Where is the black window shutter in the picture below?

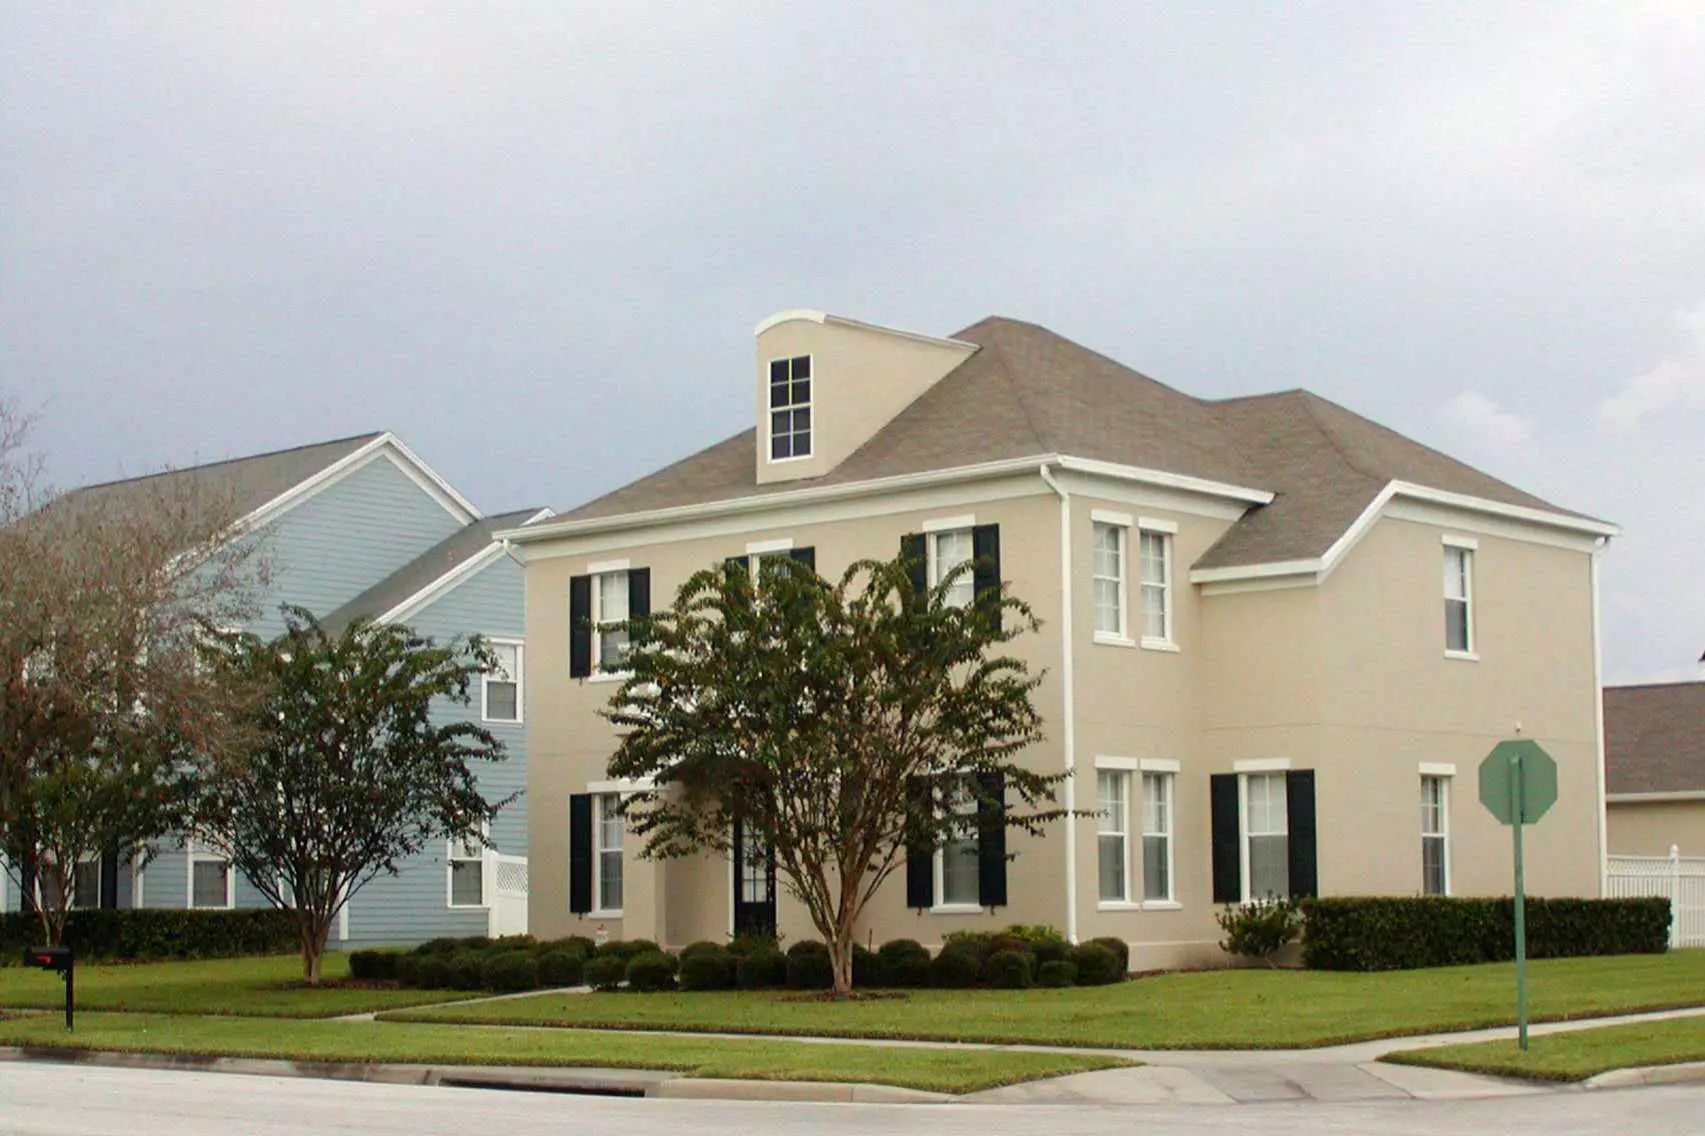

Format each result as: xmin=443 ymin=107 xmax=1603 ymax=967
xmin=628 ymin=568 xmax=651 ymax=619
xmin=568 ymin=794 xmax=594 ymax=915
xmin=972 ymin=523 xmax=1002 ymax=630
xmin=900 ymin=533 xmax=927 ymax=598
xmin=1286 ymin=770 xmax=1319 ymax=899
xmin=976 ymin=770 xmax=1007 ymax=908
xmin=905 ymin=776 xmax=934 ymax=909
xmin=99 ymin=850 xmax=119 ymax=910
xmin=724 ymin=555 xmax=748 ymax=579
xmin=568 ymin=576 xmax=592 ymax=679
xmin=1210 ymin=774 xmax=1241 ymax=904
xmin=789 ymin=546 xmax=815 ymax=571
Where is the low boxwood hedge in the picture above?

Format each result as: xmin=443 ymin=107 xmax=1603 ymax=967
xmin=537 ymin=949 xmax=584 ymax=987
xmin=1036 ymin=959 xmax=1077 ymax=987
xmin=583 ymin=954 xmax=627 ymax=989
xmin=876 ymin=939 xmax=931 ymax=988
xmin=785 ymin=941 xmax=833 ymax=990
xmin=347 ymin=950 xmax=399 ymax=981
xmin=1300 ymin=896 xmax=1672 ymax=971
xmin=0 ymin=908 xmax=298 ymax=963
xmin=482 ymin=950 xmax=539 ymax=992
xmin=986 ymin=948 xmax=1034 ymax=989
xmin=1067 ymin=943 xmax=1123 ymax=986
xmin=678 ymin=946 xmax=735 ymax=991
xmin=735 ymin=949 xmax=787 ymax=990
xmin=626 ymin=950 xmax=677 ymax=992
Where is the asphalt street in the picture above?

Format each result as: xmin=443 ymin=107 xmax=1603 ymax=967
xmin=3 ymin=1064 xmax=1704 ymax=1136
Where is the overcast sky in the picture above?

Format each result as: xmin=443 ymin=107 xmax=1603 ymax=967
xmin=3 ymin=3 xmax=1700 ymax=684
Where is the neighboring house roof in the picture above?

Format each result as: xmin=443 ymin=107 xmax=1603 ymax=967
xmin=1604 ymin=682 xmax=1705 ymax=795
xmin=551 ymin=317 xmax=1596 ymax=568
xmin=321 ymin=507 xmax=552 ymax=634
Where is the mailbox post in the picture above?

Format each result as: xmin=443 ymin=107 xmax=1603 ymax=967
xmin=22 ymin=946 xmax=73 ymax=1031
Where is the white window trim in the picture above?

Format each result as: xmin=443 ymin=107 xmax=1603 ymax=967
xmin=480 ymin=638 xmax=524 ymax=724
xmin=591 ymin=792 xmax=624 ymax=917
xmin=1095 ymin=755 xmax=1181 ymax=773
xmin=446 ymin=822 xmax=490 ymax=910
xmin=1096 ymin=768 xmax=1132 ymax=907
xmin=186 ymin=838 xmax=235 ymax=910
xmin=1442 ymin=534 xmax=1479 ymax=550
xmin=766 ymin=354 xmax=814 ymax=464
xmin=1137 ymin=525 xmax=1177 ymax=650
xmin=1422 ymin=774 xmax=1453 ymax=897
xmin=1419 ymin=762 xmax=1457 ymax=777
xmin=1233 ymin=757 xmax=1291 ymax=773
xmin=1238 ymin=772 xmax=1289 ymax=904
xmin=927 ymin=526 xmax=976 ymax=609
xmin=922 ymin=513 xmax=976 ymax=533
xmin=1141 ymin=770 xmax=1177 ymax=906
xmin=1444 ymin=544 xmax=1478 ymax=661
xmin=1092 ymin=518 xmax=1131 ymax=646
xmin=586 ymin=558 xmax=631 ymax=575
xmin=745 ymin=537 xmax=794 ymax=555
xmin=590 ymin=570 xmax=632 ymax=680
xmin=931 ymin=787 xmax=982 ymax=913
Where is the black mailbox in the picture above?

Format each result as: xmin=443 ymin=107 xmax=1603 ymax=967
xmin=22 ymin=945 xmax=74 ymax=1030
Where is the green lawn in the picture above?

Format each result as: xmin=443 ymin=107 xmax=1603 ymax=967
xmin=0 ymin=955 xmax=471 ymax=1018
xmin=387 ymin=952 xmax=1705 ymax=1050
xmin=1384 ymin=1014 xmax=1705 ymax=1082
xmin=0 ymin=1012 xmax=1119 ymax=1093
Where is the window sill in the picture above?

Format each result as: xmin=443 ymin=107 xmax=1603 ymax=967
xmin=448 ymin=903 xmax=489 ymax=911
xmin=1444 ymin=649 xmax=1480 ymax=663
xmin=1097 ymin=900 xmax=1182 ymax=912
xmin=481 ymin=717 xmax=523 ymax=726
xmin=1093 ymin=632 xmax=1136 ymax=648
xmin=587 ymin=909 xmax=624 ymax=919
xmin=929 ymin=904 xmax=985 ymax=915
xmin=1140 ymin=638 xmax=1180 ymax=653
xmin=586 ymin=672 xmax=630 ymax=685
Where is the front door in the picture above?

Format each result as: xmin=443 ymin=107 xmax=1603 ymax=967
xmin=732 ymin=820 xmax=777 ymax=938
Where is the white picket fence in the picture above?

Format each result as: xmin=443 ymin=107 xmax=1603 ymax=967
xmin=488 ymin=853 xmax=529 ymax=938
xmin=1607 ymin=848 xmax=1705 ymax=949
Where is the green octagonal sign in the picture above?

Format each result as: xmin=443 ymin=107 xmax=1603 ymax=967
xmin=1478 ymin=739 xmax=1558 ymax=826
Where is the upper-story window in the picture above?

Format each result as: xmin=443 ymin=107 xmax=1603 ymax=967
xmin=768 ymin=355 xmax=813 ymax=461
xmin=1138 ymin=528 xmax=1173 ymax=645
xmin=1092 ymin=521 xmax=1126 ymax=639
xmin=481 ymin=641 xmax=523 ymax=723
xmin=594 ymin=571 xmax=630 ymax=673
xmin=1444 ymin=543 xmax=1475 ymax=656
xmin=929 ymin=528 xmax=975 ymax=609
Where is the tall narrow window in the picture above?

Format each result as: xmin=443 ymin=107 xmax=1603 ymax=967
xmin=1097 ymin=770 xmax=1130 ymax=902
xmin=768 ymin=355 xmax=813 ymax=460
xmin=1444 ymin=546 xmax=1473 ymax=654
xmin=1421 ymin=775 xmax=1450 ymax=895
xmin=448 ymin=832 xmax=485 ymax=907
xmin=1139 ymin=530 xmax=1172 ymax=644
xmin=482 ymin=641 xmax=522 ymax=723
xmin=1242 ymin=773 xmax=1289 ymax=900
xmin=1092 ymin=522 xmax=1125 ymax=637
xmin=187 ymin=840 xmax=233 ymax=910
xmin=1142 ymin=772 xmax=1174 ymax=902
xmin=593 ymin=571 xmax=630 ymax=673
xmin=595 ymin=793 xmax=624 ymax=913
xmin=936 ymin=784 xmax=981 ymax=906
xmin=930 ymin=528 xmax=975 ymax=609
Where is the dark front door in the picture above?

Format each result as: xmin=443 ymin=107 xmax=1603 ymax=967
xmin=732 ymin=820 xmax=777 ymax=937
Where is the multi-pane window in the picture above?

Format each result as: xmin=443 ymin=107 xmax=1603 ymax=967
xmin=593 ymin=571 xmax=630 ymax=673
xmin=1092 ymin=522 xmax=1125 ymax=637
xmin=187 ymin=840 xmax=232 ymax=909
xmin=595 ymin=793 xmax=624 ymax=913
xmin=482 ymin=641 xmax=522 ymax=722
xmin=931 ymin=529 xmax=975 ymax=609
xmin=1243 ymin=773 xmax=1290 ymax=900
xmin=768 ymin=355 xmax=813 ymax=460
xmin=1139 ymin=530 xmax=1171 ymax=643
xmin=1444 ymin=547 xmax=1474 ymax=654
xmin=448 ymin=832 xmax=485 ymax=907
xmin=72 ymin=859 xmax=102 ymax=910
xmin=1097 ymin=770 xmax=1129 ymax=902
xmin=1142 ymin=772 xmax=1173 ymax=902
xmin=1421 ymin=775 xmax=1450 ymax=895
xmin=937 ymin=784 xmax=980 ymax=906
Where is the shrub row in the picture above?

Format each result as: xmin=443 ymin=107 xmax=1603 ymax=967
xmin=0 ymin=909 xmax=298 ymax=963
xmin=1300 ymin=896 xmax=1672 ymax=971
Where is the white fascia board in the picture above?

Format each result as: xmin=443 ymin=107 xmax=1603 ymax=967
xmin=376 ymin=435 xmax=482 ymax=524
xmin=1606 ymin=791 xmax=1705 ymax=804
xmin=754 ymin=309 xmax=827 ymax=335
xmin=1055 ymin=455 xmax=1273 ymax=505
xmin=753 ymin=310 xmax=979 ymax=352
xmin=1190 ymin=558 xmax=1323 ymax=585
xmin=1388 ymin=482 xmax=1620 ymax=540
xmin=238 ymin=433 xmax=480 ymax=536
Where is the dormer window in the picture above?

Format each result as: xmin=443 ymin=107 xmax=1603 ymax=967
xmin=769 ymin=355 xmax=813 ymax=461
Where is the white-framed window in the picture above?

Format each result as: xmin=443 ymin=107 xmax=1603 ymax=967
xmin=481 ymin=640 xmax=523 ymax=723
xmin=934 ymin=783 xmax=981 ymax=909
xmin=1092 ymin=521 xmax=1126 ymax=639
xmin=1444 ymin=545 xmax=1474 ymax=656
xmin=1097 ymin=770 xmax=1130 ymax=902
xmin=768 ymin=355 xmax=813 ymax=461
xmin=187 ymin=839 xmax=234 ymax=910
xmin=929 ymin=528 xmax=975 ymax=609
xmin=1421 ymin=775 xmax=1450 ymax=896
xmin=1138 ymin=529 xmax=1173 ymax=645
xmin=594 ymin=793 xmax=624 ymax=914
xmin=1240 ymin=773 xmax=1289 ymax=901
xmin=592 ymin=571 xmax=630 ymax=674
xmin=1142 ymin=771 xmax=1174 ymax=903
xmin=38 ymin=855 xmax=102 ymax=911
xmin=447 ymin=826 xmax=486 ymax=908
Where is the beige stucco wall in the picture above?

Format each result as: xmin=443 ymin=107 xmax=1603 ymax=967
xmin=1609 ymin=802 xmax=1705 ymax=857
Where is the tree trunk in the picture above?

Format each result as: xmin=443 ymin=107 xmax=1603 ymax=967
xmin=829 ymin=929 xmax=854 ymax=996
xmin=299 ymin=912 xmax=331 ymax=985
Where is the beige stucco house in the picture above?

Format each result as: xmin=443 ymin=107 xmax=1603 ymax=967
xmin=501 ymin=310 xmax=1617 ymax=970
xmin=1605 ymin=680 xmax=1705 ymax=857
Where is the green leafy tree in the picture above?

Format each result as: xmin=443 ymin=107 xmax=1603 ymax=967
xmin=605 ymin=554 xmax=1061 ymax=995
xmin=197 ymin=607 xmax=510 ymax=983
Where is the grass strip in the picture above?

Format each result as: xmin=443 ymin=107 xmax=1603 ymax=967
xmin=1383 ymin=1014 xmax=1705 ymax=1082
xmin=0 ymin=1012 xmax=1121 ymax=1093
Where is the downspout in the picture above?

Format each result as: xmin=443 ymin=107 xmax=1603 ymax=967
xmin=1038 ymin=463 xmax=1078 ymax=944
xmin=1591 ymin=537 xmax=1608 ymax=898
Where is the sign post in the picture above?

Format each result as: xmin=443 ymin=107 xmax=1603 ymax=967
xmin=1478 ymin=739 xmax=1558 ymax=1052
xmin=21 ymin=946 xmax=74 ymax=1031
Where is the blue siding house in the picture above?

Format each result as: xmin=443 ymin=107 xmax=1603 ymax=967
xmin=5 ymin=433 xmax=545 ymax=946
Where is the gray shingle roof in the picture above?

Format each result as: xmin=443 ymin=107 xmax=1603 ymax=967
xmin=321 ymin=507 xmax=548 ymax=634
xmin=553 ymin=317 xmax=1592 ymax=568
xmin=1605 ymin=682 xmax=1705 ymax=795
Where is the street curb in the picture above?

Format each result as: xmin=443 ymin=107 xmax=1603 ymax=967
xmin=1584 ymin=1061 xmax=1705 ymax=1090
xmin=653 ymin=1078 xmax=951 ymax=1104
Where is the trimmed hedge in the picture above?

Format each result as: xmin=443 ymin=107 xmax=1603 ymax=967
xmin=0 ymin=908 xmax=298 ymax=963
xmin=986 ymin=948 xmax=1034 ymax=989
xmin=537 ymin=950 xmax=584 ymax=988
xmin=1300 ymin=896 xmax=1672 ymax=971
xmin=626 ymin=951 xmax=677 ymax=992
xmin=1067 ymin=943 xmax=1123 ymax=986
xmin=785 ymin=941 xmax=833 ymax=990
xmin=876 ymin=939 xmax=931 ymax=988
xmin=678 ymin=947 xmax=735 ymax=991
xmin=735 ymin=949 xmax=787 ymax=990
xmin=929 ymin=947 xmax=981 ymax=988
xmin=414 ymin=956 xmax=451 ymax=989
xmin=851 ymin=943 xmax=879 ymax=987
xmin=447 ymin=950 xmax=486 ymax=990
xmin=583 ymin=954 xmax=627 ymax=989
xmin=482 ymin=951 xmax=539 ymax=992
xmin=348 ymin=950 xmax=400 ymax=981
xmin=1037 ymin=959 xmax=1077 ymax=987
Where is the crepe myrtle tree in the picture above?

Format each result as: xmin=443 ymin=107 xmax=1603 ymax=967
xmin=604 ymin=552 xmax=1063 ymax=995
xmin=196 ymin=607 xmax=511 ymax=984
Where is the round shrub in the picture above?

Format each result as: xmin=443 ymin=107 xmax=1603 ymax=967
xmin=727 ymin=933 xmax=779 ymax=958
xmin=735 ymin=949 xmax=788 ymax=990
xmin=851 ymin=943 xmax=880 ymax=988
xmin=680 ymin=940 xmax=727 ymax=962
xmin=536 ymin=950 xmax=584 ymax=988
xmin=413 ymin=956 xmax=450 ymax=989
xmin=482 ymin=951 xmax=539 ymax=992
xmin=416 ymin=937 xmax=460 ymax=957
xmin=348 ymin=950 xmax=398 ymax=981
xmin=456 ymin=936 xmax=494 ymax=952
xmin=1030 ymin=939 xmax=1069 ymax=968
xmin=1086 ymin=936 xmax=1131 ymax=976
xmin=986 ymin=949 xmax=1034 ymax=989
xmin=678 ymin=947 xmax=735 ymax=991
xmin=929 ymin=946 xmax=982 ymax=988
xmin=942 ymin=931 xmax=999 ymax=963
xmin=1036 ymin=959 xmax=1077 ymax=987
xmin=582 ymin=954 xmax=627 ymax=990
xmin=876 ymin=939 xmax=931 ymax=988
xmin=447 ymin=950 xmax=487 ymax=990
xmin=988 ymin=934 xmax=1034 ymax=959
xmin=598 ymin=938 xmax=661 ymax=962
xmin=530 ymin=935 xmax=596 ymax=960
xmin=491 ymin=934 xmax=536 ymax=953
xmin=785 ymin=941 xmax=833 ymax=990
xmin=393 ymin=954 xmax=420 ymax=986
xmin=626 ymin=950 xmax=677 ymax=992
xmin=1067 ymin=943 xmax=1122 ymax=986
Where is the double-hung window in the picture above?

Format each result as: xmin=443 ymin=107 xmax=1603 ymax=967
xmin=594 ymin=793 xmax=624 ymax=914
xmin=1097 ymin=770 xmax=1130 ymax=902
xmin=1138 ymin=528 xmax=1173 ymax=645
xmin=929 ymin=528 xmax=975 ymax=609
xmin=448 ymin=829 xmax=485 ymax=908
xmin=1421 ymin=775 xmax=1450 ymax=895
xmin=768 ymin=355 xmax=812 ymax=460
xmin=1092 ymin=521 xmax=1126 ymax=639
xmin=1444 ymin=543 xmax=1474 ymax=656
xmin=481 ymin=641 xmax=522 ymax=723
xmin=187 ymin=839 xmax=234 ymax=909
xmin=593 ymin=571 xmax=630 ymax=674
xmin=935 ymin=783 xmax=981 ymax=908
xmin=1142 ymin=772 xmax=1174 ymax=903
xmin=1098 ymin=767 xmax=1175 ymax=905
xmin=1242 ymin=773 xmax=1290 ymax=900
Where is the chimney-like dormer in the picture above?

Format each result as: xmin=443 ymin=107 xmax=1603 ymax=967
xmin=753 ymin=310 xmax=977 ymax=486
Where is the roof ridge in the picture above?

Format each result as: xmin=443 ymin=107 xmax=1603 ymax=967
xmin=975 ymin=321 xmax=1053 ymax=454
xmin=66 ymin=431 xmax=387 ymax=494
xmin=1291 ymin=390 xmax=1387 ymax=485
